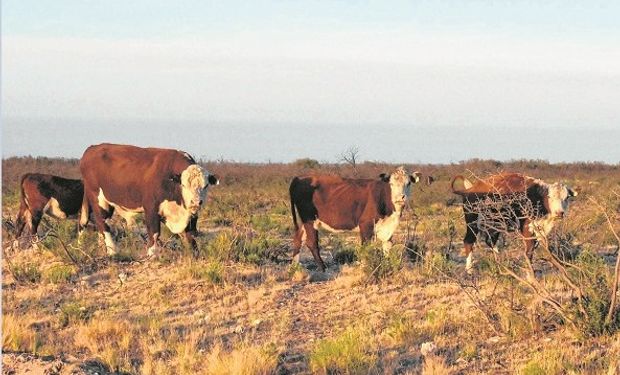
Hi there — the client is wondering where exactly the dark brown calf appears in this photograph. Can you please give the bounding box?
[15,173,86,246]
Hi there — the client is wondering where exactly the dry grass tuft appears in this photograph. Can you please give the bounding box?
[74,318,134,373]
[422,354,452,375]
[2,314,43,354]
[205,342,280,375]
[309,325,376,375]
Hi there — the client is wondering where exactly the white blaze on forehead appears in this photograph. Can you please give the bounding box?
[389,166,413,206]
[180,164,208,213]
[547,182,571,216]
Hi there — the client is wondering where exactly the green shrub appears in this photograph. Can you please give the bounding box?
[423,251,453,277]
[309,326,376,374]
[383,312,420,345]
[185,261,224,285]
[569,249,616,336]
[404,237,426,264]
[521,348,570,375]
[58,301,93,328]
[11,262,42,283]
[44,264,76,284]
[357,244,403,282]
[294,158,320,169]
[205,230,283,265]
[332,240,358,265]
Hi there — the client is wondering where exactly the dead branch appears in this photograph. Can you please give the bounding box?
[588,196,620,326]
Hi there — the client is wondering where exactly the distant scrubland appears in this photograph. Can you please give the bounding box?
[2,156,619,374]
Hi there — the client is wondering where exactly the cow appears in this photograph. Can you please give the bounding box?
[79,143,218,256]
[451,172,577,272]
[289,167,421,271]
[14,173,86,248]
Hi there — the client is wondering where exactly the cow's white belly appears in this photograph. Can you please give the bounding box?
[313,219,360,233]
[159,200,192,234]
[114,206,140,228]
[374,210,402,242]
[44,198,67,219]
[98,189,144,214]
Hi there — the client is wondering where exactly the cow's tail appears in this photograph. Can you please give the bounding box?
[289,177,300,232]
[451,175,472,195]
[15,174,31,237]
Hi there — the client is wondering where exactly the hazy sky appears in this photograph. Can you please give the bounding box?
[2,1,620,162]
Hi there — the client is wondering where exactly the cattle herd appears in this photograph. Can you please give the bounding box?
[13,143,578,272]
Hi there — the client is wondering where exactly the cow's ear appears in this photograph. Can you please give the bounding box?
[568,188,578,197]
[410,172,422,184]
[379,173,390,182]
[208,174,219,186]
[170,174,181,184]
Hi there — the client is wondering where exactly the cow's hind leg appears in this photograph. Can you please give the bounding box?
[14,205,30,249]
[291,225,306,264]
[304,222,325,272]
[24,209,44,251]
[87,191,117,255]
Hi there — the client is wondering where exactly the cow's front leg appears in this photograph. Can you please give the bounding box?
[382,239,394,254]
[463,214,479,274]
[291,224,306,264]
[183,215,199,257]
[144,209,162,257]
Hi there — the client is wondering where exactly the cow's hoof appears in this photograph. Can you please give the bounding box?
[147,246,159,257]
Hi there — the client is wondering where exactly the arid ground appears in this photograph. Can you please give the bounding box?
[2,157,620,374]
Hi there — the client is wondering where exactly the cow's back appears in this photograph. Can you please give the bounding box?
[20,173,84,215]
[456,173,535,195]
[290,175,386,227]
[80,143,193,206]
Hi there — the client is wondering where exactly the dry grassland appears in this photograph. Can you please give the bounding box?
[2,157,620,374]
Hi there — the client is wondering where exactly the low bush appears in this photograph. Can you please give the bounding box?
[75,318,135,373]
[11,262,42,283]
[44,264,76,284]
[358,244,403,282]
[309,325,376,375]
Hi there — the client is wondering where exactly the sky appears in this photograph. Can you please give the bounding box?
[2,1,620,163]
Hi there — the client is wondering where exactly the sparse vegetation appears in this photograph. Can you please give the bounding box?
[309,325,376,374]
[2,157,620,374]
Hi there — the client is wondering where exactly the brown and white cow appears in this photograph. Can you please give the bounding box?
[451,172,577,272]
[289,167,421,271]
[79,143,218,256]
[14,173,86,247]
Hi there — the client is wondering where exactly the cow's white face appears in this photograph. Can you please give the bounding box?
[387,167,421,209]
[546,182,577,219]
[180,165,208,214]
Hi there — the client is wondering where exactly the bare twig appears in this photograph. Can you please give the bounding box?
[588,196,620,326]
